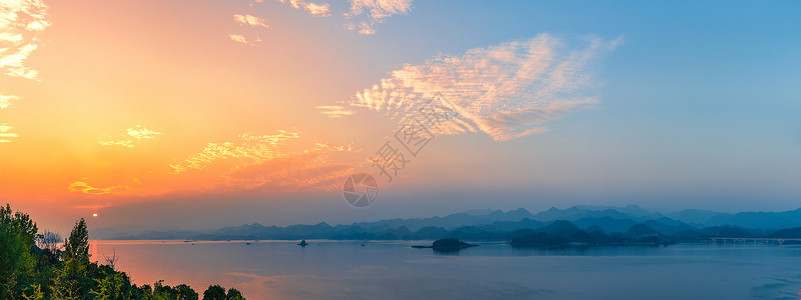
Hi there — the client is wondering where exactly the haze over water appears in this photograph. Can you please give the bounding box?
[92,240,801,299]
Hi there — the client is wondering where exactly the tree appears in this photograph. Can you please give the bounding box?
[103,249,119,270]
[36,230,63,267]
[0,204,38,245]
[36,230,63,254]
[0,204,38,298]
[154,281,199,300]
[53,218,92,299]
[175,284,199,300]
[226,288,246,300]
[203,285,226,300]
[63,218,90,264]
[0,204,248,300]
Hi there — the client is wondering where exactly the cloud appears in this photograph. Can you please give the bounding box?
[63,131,357,207]
[229,34,262,45]
[169,130,302,174]
[126,126,162,140]
[331,34,621,141]
[68,181,130,195]
[99,125,163,148]
[229,34,247,43]
[303,2,331,16]
[0,94,18,109]
[0,0,51,80]
[345,0,413,35]
[233,14,269,28]
[220,143,355,192]
[0,123,19,143]
[167,130,357,195]
[278,0,331,17]
[67,130,355,201]
[316,105,355,118]
[274,0,408,33]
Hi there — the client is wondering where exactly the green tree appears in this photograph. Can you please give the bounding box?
[175,284,199,300]
[63,218,90,264]
[203,285,226,300]
[226,288,246,300]
[154,281,199,300]
[90,270,136,300]
[0,205,246,300]
[52,218,93,299]
[0,204,38,298]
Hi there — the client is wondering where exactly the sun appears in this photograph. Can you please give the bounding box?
[92,213,98,218]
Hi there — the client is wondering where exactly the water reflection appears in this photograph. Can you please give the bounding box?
[90,240,801,299]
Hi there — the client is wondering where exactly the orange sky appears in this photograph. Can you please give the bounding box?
[0,1,378,221]
[1,0,611,214]
[5,0,799,232]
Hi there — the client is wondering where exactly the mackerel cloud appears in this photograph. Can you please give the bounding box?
[0,0,50,80]
[322,34,621,141]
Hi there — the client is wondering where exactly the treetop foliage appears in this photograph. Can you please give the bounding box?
[0,203,247,300]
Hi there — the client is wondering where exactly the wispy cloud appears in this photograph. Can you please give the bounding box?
[0,94,18,109]
[0,123,19,143]
[278,0,331,17]
[316,105,355,118]
[229,33,262,45]
[229,34,248,43]
[345,0,413,35]
[0,0,51,80]
[68,180,130,195]
[330,34,621,141]
[234,14,269,28]
[99,125,163,148]
[167,131,355,194]
[220,143,355,193]
[229,13,268,45]
[273,0,409,34]
[170,130,302,174]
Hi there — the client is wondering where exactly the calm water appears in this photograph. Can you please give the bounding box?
[90,240,801,299]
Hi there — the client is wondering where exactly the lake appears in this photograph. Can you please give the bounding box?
[90,240,801,299]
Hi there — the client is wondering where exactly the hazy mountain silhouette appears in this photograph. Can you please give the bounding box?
[91,205,801,244]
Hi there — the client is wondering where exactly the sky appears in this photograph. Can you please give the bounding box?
[1,0,800,233]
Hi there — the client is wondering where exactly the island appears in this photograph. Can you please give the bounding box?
[412,238,479,251]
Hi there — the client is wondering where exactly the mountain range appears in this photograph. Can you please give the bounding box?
[91,205,801,241]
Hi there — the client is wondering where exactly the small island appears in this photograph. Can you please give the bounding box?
[412,238,479,251]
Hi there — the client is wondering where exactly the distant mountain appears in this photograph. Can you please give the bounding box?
[572,217,636,234]
[533,205,660,222]
[705,208,801,229]
[769,227,801,239]
[574,205,665,220]
[461,208,495,216]
[665,209,728,225]
[348,208,536,232]
[91,205,801,244]
[698,226,751,238]
[93,208,539,241]
[625,224,659,239]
